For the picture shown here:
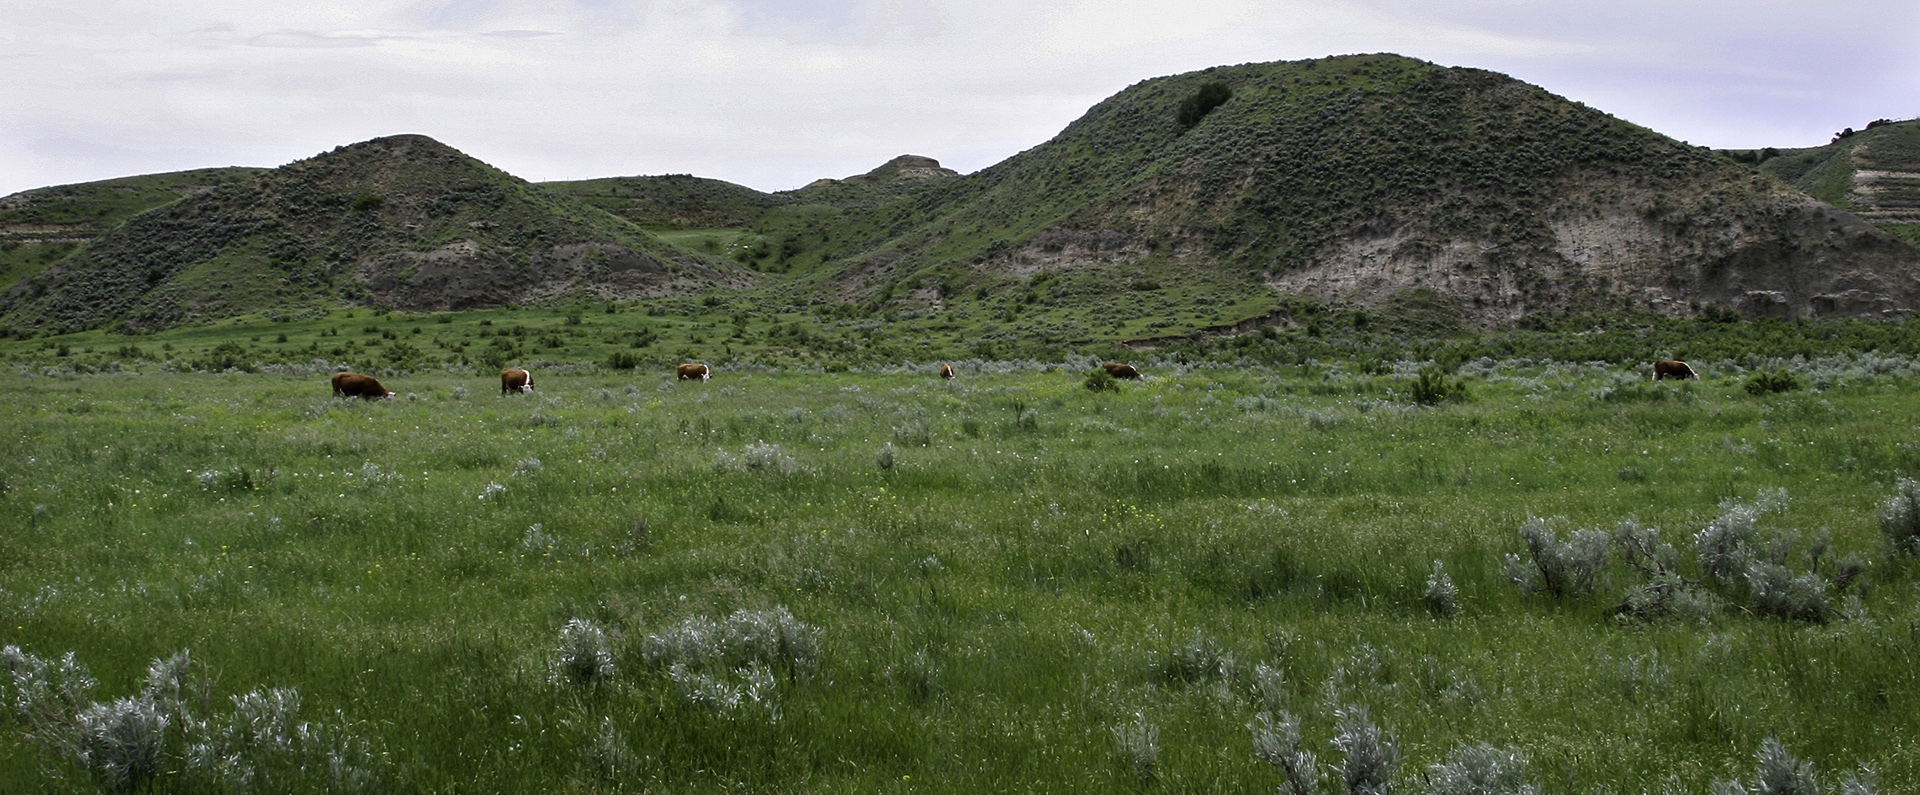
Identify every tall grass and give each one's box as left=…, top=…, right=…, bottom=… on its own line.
left=2, top=363, right=1920, bottom=791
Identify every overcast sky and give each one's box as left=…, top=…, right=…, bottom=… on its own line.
left=4, top=0, right=1916, bottom=198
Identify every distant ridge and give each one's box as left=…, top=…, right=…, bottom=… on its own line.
left=5, top=56, right=1919, bottom=338
left=3, top=135, right=748, bottom=333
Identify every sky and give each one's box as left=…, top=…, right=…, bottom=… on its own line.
left=3, top=0, right=1917, bottom=198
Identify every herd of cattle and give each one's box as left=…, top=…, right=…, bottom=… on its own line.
left=327, top=359, right=1700, bottom=400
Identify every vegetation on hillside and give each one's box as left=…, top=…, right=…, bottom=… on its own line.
left=751, top=54, right=1913, bottom=327
left=1734, top=117, right=1920, bottom=246
left=1, top=137, right=743, bottom=335
left=0, top=168, right=269, bottom=310
left=3, top=56, right=1915, bottom=353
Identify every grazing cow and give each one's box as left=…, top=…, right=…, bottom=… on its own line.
left=500, top=368, right=533, bottom=395
left=939, top=363, right=956, bottom=381
left=1102, top=362, right=1142, bottom=380
left=1653, top=360, right=1698, bottom=381
left=331, top=372, right=394, bottom=400
left=677, top=363, right=711, bottom=382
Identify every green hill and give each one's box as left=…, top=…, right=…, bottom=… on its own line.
left=1732, top=118, right=1920, bottom=248
left=7, top=57, right=1918, bottom=341
left=0, top=167, right=268, bottom=307
left=790, top=54, right=1920, bottom=328
left=542, top=173, right=797, bottom=230
left=2, top=136, right=749, bottom=334
left=543, top=156, right=961, bottom=279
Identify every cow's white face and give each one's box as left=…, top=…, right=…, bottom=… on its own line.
left=700, top=371, right=710, bottom=382
left=519, top=384, right=533, bottom=393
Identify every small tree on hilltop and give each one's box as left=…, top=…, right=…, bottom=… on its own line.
left=1177, top=81, right=1234, bottom=128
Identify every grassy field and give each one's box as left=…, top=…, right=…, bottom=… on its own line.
left=3, top=357, right=1919, bottom=793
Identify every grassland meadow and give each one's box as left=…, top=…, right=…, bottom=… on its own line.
left=4, top=355, right=1920, bottom=792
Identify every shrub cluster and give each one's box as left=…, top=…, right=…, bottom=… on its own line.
left=1745, top=368, right=1802, bottom=395
left=1506, top=489, right=1870, bottom=624
left=2, top=647, right=383, bottom=794
left=640, top=606, right=820, bottom=720
left=552, top=619, right=617, bottom=687
left=1409, top=365, right=1468, bottom=405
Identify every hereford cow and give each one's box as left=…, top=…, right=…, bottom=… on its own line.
left=677, top=363, right=711, bottom=382
left=1102, top=363, right=1142, bottom=380
left=500, top=368, right=533, bottom=395
left=939, top=363, right=956, bottom=381
left=1653, top=360, right=1698, bottom=381
left=331, top=372, right=394, bottom=400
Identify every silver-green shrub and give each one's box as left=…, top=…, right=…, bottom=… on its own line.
left=75, top=696, right=167, bottom=794
left=553, top=618, right=617, bottom=687
left=1753, top=737, right=1820, bottom=795
left=715, top=442, right=801, bottom=475
left=1249, top=662, right=1289, bottom=714
left=668, top=661, right=781, bottom=721
left=4, top=645, right=98, bottom=720
left=1424, top=560, right=1459, bottom=618
left=1879, top=478, right=1920, bottom=555
left=1838, top=767, right=1878, bottom=795
left=1425, top=742, right=1538, bottom=795
left=1250, top=711, right=1319, bottom=795
left=185, top=686, right=379, bottom=793
left=1504, top=517, right=1609, bottom=598
left=1695, top=490, right=1788, bottom=588
left=1746, top=563, right=1833, bottom=623
left=643, top=605, right=820, bottom=718
left=1154, top=629, right=1236, bottom=684
left=585, top=716, right=638, bottom=779
left=7, top=646, right=381, bottom=794
left=1113, top=712, right=1159, bottom=783
left=1331, top=705, right=1396, bottom=795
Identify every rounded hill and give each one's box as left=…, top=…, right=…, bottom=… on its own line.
left=809, top=54, right=1920, bottom=326
left=3, top=135, right=748, bottom=333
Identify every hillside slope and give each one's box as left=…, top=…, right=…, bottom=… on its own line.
left=799, top=54, right=1920, bottom=326
left=0, top=168, right=268, bottom=304
left=2, top=136, right=749, bottom=333
left=1739, top=119, right=1920, bottom=248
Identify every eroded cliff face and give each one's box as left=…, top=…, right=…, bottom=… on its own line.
left=1267, top=184, right=1920, bottom=326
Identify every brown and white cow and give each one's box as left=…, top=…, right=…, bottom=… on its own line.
left=939, top=363, right=956, bottom=381
left=1653, top=360, right=1698, bottom=381
left=331, top=372, right=394, bottom=400
left=1102, top=362, right=1142, bottom=380
left=677, top=363, right=711, bottom=382
left=500, top=368, right=533, bottom=395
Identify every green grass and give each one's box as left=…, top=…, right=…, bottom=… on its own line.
left=4, top=358, right=1920, bottom=792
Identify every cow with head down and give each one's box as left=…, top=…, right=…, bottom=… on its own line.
left=1102, top=362, right=1142, bottom=380
left=331, top=372, right=394, bottom=400
left=501, top=368, right=533, bottom=395
left=939, top=363, right=955, bottom=381
left=677, top=363, right=711, bottom=382
left=1653, top=360, right=1698, bottom=381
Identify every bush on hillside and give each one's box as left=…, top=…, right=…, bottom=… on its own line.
left=1745, top=369, right=1802, bottom=395
left=1084, top=367, right=1121, bottom=393
left=1410, top=365, right=1468, bottom=405
left=1177, top=81, right=1233, bottom=128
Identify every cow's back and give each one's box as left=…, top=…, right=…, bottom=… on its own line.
left=501, top=368, right=532, bottom=394
left=1653, top=360, right=1697, bottom=380
left=332, top=372, right=392, bottom=400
